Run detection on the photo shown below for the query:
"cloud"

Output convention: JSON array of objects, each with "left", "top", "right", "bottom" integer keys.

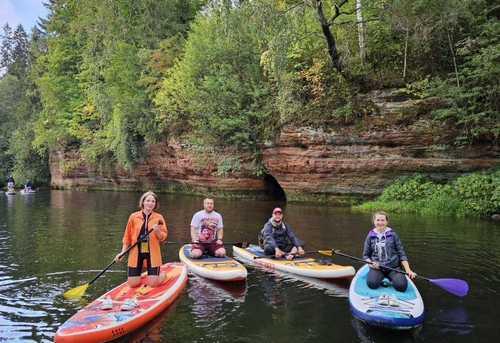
[
  {"left": 0, "top": 1, "right": 49, "bottom": 31},
  {"left": 0, "top": 1, "right": 23, "bottom": 28}
]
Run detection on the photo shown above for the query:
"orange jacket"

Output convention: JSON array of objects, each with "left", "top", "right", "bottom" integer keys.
[{"left": 122, "top": 210, "right": 168, "bottom": 268}]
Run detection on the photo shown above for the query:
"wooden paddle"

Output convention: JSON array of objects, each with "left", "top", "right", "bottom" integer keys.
[
  {"left": 318, "top": 249, "right": 469, "bottom": 297},
  {"left": 63, "top": 220, "right": 163, "bottom": 300}
]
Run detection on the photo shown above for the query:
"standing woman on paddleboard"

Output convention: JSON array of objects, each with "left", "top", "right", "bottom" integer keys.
[
  {"left": 362, "top": 211, "right": 416, "bottom": 292},
  {"left": 115, "top": 191, "right": 168, "bottom": 287}
]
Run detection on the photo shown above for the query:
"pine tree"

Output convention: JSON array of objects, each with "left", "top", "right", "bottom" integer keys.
[
  {"left": 1, "top": 24, "right": 13, "bottom": 73},
  {"left": 10, "top": 25, "right": 30, "bottom": 79}
]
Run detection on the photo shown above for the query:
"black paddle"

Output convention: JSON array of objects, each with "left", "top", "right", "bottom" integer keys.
[
  {"left": 253, "top": 250, "right": 317, "bottom": 260},
  {"left": 167, "top": 241, "right": 250, "bottom": 247},
  {"left": 63, "top": 220, "right": 163, "bottom": 299},
  {"left": 319, "top": 249, "right": 469, "bottom": 297}
]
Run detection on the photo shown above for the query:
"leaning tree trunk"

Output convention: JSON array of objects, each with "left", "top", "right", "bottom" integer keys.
[
  {"left": 447, "top": 30, "right": 460, "bottom": 87},
  {"left": 356, "top": 0, "right": 366, "bottom": 64},
  {"left": 403, "top": 26, "right": 409, "bottom": 80},
  {"left": 314, "top": 0, "right": 346, "bottom": 73}
]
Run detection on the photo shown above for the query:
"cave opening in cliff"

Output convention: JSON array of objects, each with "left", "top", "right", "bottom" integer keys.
[{"left": 263, "top": 174, "right": 286, "bottom": 201}]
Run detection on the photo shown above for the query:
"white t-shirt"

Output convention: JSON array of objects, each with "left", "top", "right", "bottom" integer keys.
[{"left": 190, "top": 210, "right": 224, "bottom": 243}]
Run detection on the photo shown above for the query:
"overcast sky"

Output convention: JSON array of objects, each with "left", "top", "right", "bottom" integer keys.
[{"left": 1, "top": 0, "right": 49, "bottom": 32}]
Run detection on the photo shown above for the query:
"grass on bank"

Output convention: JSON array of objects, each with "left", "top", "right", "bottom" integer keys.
[{"left": 355, "top": 171, "right": 500, "bottom": 218}]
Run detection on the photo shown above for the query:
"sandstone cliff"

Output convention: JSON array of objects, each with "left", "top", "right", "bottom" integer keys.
[
  {"left": 50, "top": 141, "right": 269, "bottom": 198},
  {"left": 50, "top": 90, "right": 499, "bottom": 203}
]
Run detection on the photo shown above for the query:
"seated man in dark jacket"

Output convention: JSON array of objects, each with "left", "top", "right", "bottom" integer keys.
[{"left": 259, "top": 207, "right": 305, "bottom": 260}]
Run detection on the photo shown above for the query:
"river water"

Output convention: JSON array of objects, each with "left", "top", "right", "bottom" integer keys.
[{"left": 0, "top": 190, "right": 498, "bottom": 342}]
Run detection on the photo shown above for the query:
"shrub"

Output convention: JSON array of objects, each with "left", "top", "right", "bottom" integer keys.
[
  {"left": 379, "top": 175, "right": 439, "bottom": 202},
  {"left": 356, "top": 171, "right": 499, "bottom": 218}
]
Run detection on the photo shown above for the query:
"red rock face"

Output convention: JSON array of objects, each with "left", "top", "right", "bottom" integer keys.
[
  {"left": 49, "top": 91, "right": 499, "bottom": 203},
  {"left": 262, "top": 126, "right": 499, "bottom": 202},
  {"left": 49, "top": 140, "right": 267, "bottom": 197}
]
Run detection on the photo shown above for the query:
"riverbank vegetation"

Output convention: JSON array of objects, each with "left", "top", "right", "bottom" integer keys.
[
  {"left": 356, "top": 170, "right": 500, "bottom": 218},
  {"left": 1, "top": 1, "right": 498, "bottom": 201}
]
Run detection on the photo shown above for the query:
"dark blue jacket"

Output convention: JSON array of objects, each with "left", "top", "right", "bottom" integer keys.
[
  {"left": 260, "top": 219, "right": 303, "bottom": 250},
  {"left": 362, "top": 228, "right": 408, "bottom": 268}
]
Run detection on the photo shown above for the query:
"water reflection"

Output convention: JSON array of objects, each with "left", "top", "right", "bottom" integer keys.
[
  {"left": 113, "top": 304, "right": 177, "bottom": 343},
  {"left": 188, "top": 275, "right": 246, "bottom": 325},
  {"left": 5, "top": 193, "right": 15, "bottom": 208},
  {"left": 234, "top": 255, "right": 351, "bottom": 298},
  {"left": 424, "top": 306, "right": 474, "bottom": 338},
  {"left": 352, "top": 318, "right": 423, "bottom": 343},
  {"left": 0, "top": 190, "right": 499, "bottom": 342}
]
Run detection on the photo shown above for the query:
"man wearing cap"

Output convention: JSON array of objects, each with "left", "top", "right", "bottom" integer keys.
[
  {"left": 259, "top": 207, "right": 305, "bottom": 260},
  {"left": 190, "top": 198, "right": 226, "bottom": 258}
]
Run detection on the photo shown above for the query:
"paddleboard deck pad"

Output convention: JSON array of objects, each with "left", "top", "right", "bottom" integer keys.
[
  {"left": 179, "top": 244, "right": 247, "bottom": 282},
  {"left": 55, "top": 262, "right": 187, "bottom": 342},
  {"left": 349, "top": 264, "right": 424, "bottom": 329},
  {"left": 233, "top": 244, "right": 355, "bottom": 279}
]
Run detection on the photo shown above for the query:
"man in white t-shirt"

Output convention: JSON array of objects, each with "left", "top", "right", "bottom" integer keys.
[{"left": 190, "top": 198, "right": 226, "bottom": 258}]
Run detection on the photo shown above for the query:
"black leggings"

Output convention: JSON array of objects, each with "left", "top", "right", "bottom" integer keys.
[
  {"left": 367, "top": 267, "right": 408, "bottom": 292},
  {"left": 128, "top": 253, "right": 160, "bottom": 277},
  {"left": 263, "top": 243, "right": 294, "bottom": 256}
]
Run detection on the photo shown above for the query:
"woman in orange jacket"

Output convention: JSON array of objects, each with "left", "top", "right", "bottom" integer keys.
[{"left": 115, "top": 191, "right": 168, "bottom": 288}]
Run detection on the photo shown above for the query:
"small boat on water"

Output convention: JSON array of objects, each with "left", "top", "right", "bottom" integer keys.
[
  {"left": 232, "top": 244, "right": 355, "bottom": 279},
  {"left": 20, "top": 189, "right": 36, "bottom": 195},
  {"left": 5, "top": 190, "right": 16, "bottom": 195},
  {"left": 55, "top": 262, "right": 188, "bottom": 343},
  {"left": 179, "top": 244, "right": 247, "bottom": 282},
  {"left": 349, "top": 264, "right": 424, "bottom": 330}
]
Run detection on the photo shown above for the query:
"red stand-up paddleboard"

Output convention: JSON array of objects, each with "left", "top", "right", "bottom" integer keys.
[{"left": 55, "top": 263, "right": 187, "bottom": 343}]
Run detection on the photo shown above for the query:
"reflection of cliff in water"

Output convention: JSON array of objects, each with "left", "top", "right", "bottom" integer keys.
[
  {"left": 351, "top": 305, "right": 473, "bottom": 342},
  {"left": 352, "top": 318, "right": 422, "bottom": 343},
  {"left": 280, "top": 273, "right": 350, "bottom": 298},
  {"left": 236, "top": 255, "right": 350, "bottom": 298},
  {"left": 188, "top": 275, "right": 247, "bottom": 325},
  {"left": 425, "top": 306, "right": 474, "bottom": 337}
]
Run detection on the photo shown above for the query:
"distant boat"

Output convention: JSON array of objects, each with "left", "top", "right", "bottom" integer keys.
[
  {"left": 20, "top": 188, "right": 36, "bottom": 195},
  {"left": 5, "top": 190, "right": 16, "bottom": 195}
]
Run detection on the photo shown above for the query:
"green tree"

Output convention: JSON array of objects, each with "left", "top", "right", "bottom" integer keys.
[
  {"left": 155, "top": 2, "right": 274, "bottom": 149},
  {"left": 34, "top": 0, "right": 203, "bottom": 169}
]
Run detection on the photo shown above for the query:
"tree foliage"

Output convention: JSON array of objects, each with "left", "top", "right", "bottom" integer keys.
[{"left": 0, "top": 0, "right": 497, "bottom": 188}]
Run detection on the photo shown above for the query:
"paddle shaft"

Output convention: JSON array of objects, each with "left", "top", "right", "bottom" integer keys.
[
  {"left": 167, "top": 241, "right": 249, "bottom": 246},
  {"left": 88, "top": 226, "right": 158, "bottom": 286},
  {"left": 253, "top": 250, "right": 317, "bottom": 260},
  {"left": 330, "top": 249, "right": 470, "bottom": 297},
  {"left": 331, "top": 250, "right": 427, "bottom": 280}
]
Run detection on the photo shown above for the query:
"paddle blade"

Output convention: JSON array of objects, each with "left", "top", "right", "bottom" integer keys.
[
  {"left": 318, "top": 250, "right": 334, "bottom": 257},
  {"left": 64, "top": 283, "right": 89, "bottom": 300},
  {"left": 430, "top": 278, "right": 469, "bottom": 297}
]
